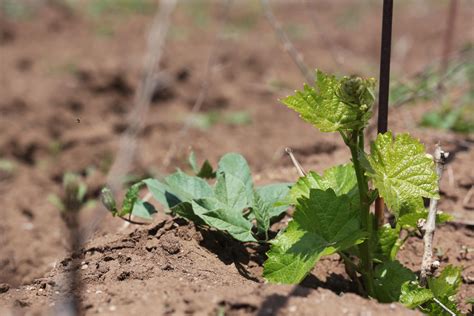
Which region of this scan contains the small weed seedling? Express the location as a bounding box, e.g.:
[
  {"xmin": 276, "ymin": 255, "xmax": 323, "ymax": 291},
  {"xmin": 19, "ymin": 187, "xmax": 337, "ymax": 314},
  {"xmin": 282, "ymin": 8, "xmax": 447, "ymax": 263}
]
[
  {"xmin": 262, "ymin": 70, "xmax": 462, "ymax": 315},
  {"xmin": 102, "ymin": 153, "xmax": 291, "ymax": 242},
  {"xmin": 49, "ymin": 172, "xmax": 90, "ymax": 213}
]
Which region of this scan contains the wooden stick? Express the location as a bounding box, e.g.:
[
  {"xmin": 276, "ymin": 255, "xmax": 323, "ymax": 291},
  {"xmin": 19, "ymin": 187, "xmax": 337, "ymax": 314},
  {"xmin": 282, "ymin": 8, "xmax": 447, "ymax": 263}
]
[{"xmin": 420, "ymin": 144, "xmax": 448, "ymax": 285}]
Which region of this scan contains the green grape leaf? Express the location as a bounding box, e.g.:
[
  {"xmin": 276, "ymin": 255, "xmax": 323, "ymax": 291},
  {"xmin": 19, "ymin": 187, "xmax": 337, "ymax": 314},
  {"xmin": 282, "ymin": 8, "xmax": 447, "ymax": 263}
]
[
  {"xmin": 374, "ymin": 224, "xmax": 401, "ymax": 262},
  {"xmin": 263, "ymin": 189, "xmax": 366, "ymax": 284},
  {"xmin": 373, "ymin": 260, "xmax": 416, "ymax": 303},
  {"xmin": 366, "ymin": 132, "xmax": 439, "ymax": 216},
  {"xmin": 281, "ymin": 70, "xmax": 374, "ymax": 132},
  {"xmin": 428, "ymin": 265, "xmax": 462, "ymax": 299},
  {"xmin": 399, "ymin": 281, "xmax": 434, "ymax": 308},
  {"xmin": 191, "ymin": 198, "xmax": 256, "ymax": 242},
  {"xmin": 398, "ymin": 210, "xmax": 454, "ymax": 229},
  {"xmin": 120, "ymin": 182, "xmax": 144, "ymax": 216},
  {"xmin": 131, "ymin": 200, "xmax": 157, "ymax": 220},
  {"xmin": 288, "ymin": 163, "xmax": 358, "ymax": 205}
]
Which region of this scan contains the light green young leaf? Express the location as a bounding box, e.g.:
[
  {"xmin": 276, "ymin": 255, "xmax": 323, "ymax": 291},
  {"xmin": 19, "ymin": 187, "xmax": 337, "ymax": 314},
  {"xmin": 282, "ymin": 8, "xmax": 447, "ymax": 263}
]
[
  {"xmin": 373, "ymin": 260, "xmax": 416, "ymax": 303},
  {"xmin": 216, "ymin": 153, "xmax": 254, "ymax": 206},
  {"xmin": 366, "ymin": 132, "xmax": 439, "ymax": 216},
  {"xmin": 428, "ymin": 265, "xmax": 462, "ymax": 299},
  {"xmin": 399, "ymin": 281, "xmax": 434, "ymax": 308},
  {"xmin": 192, "ymin": 198, "xmax": 256, "ymax": 242},
  {"xmin": 288, "ymin": 163, "xmax": 358, "ymax": 205},
  {"xmin": 121, "ymin": 182, "xmax": 144, "ymax": 216},
  {"xmin": 188, "ymin": 151, "xmax": 199, "ymax": 173},
  {"xmin": 398, "ymin": 210, "xmax": 454, "ymax": 229},
  {"xmin": 131, "ymin": 200, "xmax": 157, "ymax": 220},
  {"xmin": 263, "ymin": 189, "xmax": 366, "ymax": 284},
  {"xmin": 374, "ymin": 224, "xmax": 400, "ymax": 261},
  {"xmin": 281, "ymin": 70, "xmax": 374, "ymax": 132},
  {"xmin": 188, "ymin": 151, "xmax": 216, "ymax": 179}
]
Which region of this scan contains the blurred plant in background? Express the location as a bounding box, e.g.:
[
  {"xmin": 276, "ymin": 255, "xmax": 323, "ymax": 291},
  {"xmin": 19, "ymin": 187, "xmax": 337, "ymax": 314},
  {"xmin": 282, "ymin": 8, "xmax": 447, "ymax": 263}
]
[{"xmin": 390, "ymin": 44, "xmax": 473, "ymax": 134}]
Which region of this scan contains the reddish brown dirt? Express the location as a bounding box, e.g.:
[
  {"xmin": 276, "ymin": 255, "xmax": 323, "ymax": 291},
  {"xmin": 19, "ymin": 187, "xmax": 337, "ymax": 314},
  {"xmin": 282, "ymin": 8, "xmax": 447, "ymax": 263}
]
[{"xmin": 0, "ymin": 1, "xmax": 473, "ymax": 315}]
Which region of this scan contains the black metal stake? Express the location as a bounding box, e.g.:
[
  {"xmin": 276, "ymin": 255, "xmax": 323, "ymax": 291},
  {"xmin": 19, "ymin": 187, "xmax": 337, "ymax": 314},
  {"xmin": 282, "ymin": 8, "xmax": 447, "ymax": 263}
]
[
  {"xmin": 375, "ymin": 0, "xmax": 393, "ymax": 226},
  {"xmin": 377, "ymin": 0, "xmax": 393, "ymax": 134}
]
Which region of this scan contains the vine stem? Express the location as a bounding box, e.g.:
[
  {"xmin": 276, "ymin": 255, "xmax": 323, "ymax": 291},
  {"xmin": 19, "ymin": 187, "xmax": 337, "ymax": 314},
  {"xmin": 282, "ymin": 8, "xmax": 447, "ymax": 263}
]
[{"xmin": 349, "ymin": 131, "xmax": 375, "ymax": 297}]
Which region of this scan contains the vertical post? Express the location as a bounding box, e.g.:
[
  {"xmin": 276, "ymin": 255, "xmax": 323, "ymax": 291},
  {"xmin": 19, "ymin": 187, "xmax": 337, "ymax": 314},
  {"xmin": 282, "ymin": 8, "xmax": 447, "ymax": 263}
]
[{"xmin": 375, "ymin": 0, "xmax": 393, "ymax": 227}]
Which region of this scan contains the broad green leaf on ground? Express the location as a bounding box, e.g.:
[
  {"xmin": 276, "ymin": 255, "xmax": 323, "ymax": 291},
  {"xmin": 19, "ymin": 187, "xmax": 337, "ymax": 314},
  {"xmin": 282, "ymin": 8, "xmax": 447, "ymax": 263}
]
[
  {"xmin": 365, "ymin": 132, "xmax": 439, "ymax": 216},
  {"xmin": 253, "ymin": 192, "xmax": 271, "ymax": 235},
  {"xmin": 263, "ymin": 189, "xmax": 366, "ymax": 284},
  {"xmin": 191, "ymin": 198, "xmax": 256, "ymax": 242},
  {"xmin": 131, "ymin": 200, "xmax": 157, "ymax": 220},
  {"xmin": 214, "ymin": 171, "xmax": 251, "ymax": 211},
  {"xmin": 374, "ymin": 224, "xmax": 400, "ymax": 262},
  {"xmin": 400, "ymin": 282, "xmax": 434, "ymax": 308},
  {"xmin": 121, "ymin": 182, "xmax": 144, "ymax": 215},
  {"xmin": 281, "ymin": 70, "xmax": 374, "ymax": 132},
  {"xmin": 188, "ymin": 151, "xmax": 216, "ymax": 179},
  {"xmin": 253, "ymin": 184, "xmax": 290, "ymax": 236},
  {"xmin": 288, "ymin": 163, "xmax": 358, "ymax": 205},
  {"xmin": 216, "ymin": 153, "xmax": 254, "ymax": 207},
  {"xmin": 143, "ymin": 172, "xmax": 214, "ymax": 209},
  {"xmin": 373, "ymin": 260, "xmax": 416, "ymax": 303},
  {"xmin": 255, "ymin": 183, "xmax": 291, "ymax": 219}
]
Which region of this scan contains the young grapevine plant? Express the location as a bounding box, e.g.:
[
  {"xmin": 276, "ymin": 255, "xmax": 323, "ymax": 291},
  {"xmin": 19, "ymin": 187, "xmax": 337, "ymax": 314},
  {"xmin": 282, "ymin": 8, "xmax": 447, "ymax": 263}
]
[
  {"xmin": 100, "ymin": 70, "xmax": 464, "ymax": 315},
  {"xmin": 263, "ymin": 70, "xmax": 462, "ymax": 315}
]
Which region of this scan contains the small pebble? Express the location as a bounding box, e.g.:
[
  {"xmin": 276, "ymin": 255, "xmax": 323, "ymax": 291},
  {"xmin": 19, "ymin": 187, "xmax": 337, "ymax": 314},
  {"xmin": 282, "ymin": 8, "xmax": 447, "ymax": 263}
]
[
  {"xmin": 109, "ymin": 305, "xmax": 117, "ymax": 312},
  {"xmin": 81, "ymin": 264, "xmax": 88, "ymax": 270}
]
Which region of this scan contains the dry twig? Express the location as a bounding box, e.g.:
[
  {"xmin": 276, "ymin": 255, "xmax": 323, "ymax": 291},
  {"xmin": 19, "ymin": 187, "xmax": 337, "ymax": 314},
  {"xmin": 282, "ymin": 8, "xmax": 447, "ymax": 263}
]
[
  {"xmin": 285, "ymin": 147, "xmax": 306, "ymax": 177},
  {"xmin": 261, "ymin": 0, "xmax": 312, "ymax": 83},
  {"xmin": 420, "ymin": 144, "xmax": 449, "ymax": 285}
]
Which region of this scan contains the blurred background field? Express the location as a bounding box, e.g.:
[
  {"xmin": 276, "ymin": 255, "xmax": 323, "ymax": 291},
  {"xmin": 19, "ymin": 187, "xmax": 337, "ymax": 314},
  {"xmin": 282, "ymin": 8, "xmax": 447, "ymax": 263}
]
[{"xmin": 0, "ymin": 0, "xmax": 473, "ymax": 314}]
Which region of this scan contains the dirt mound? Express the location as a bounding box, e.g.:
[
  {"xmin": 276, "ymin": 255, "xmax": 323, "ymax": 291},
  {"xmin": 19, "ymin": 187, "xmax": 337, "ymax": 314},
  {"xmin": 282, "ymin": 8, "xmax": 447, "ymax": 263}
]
[{"xmin": 0, "ymin": 218, "xmax": 423, "ymax": 315}]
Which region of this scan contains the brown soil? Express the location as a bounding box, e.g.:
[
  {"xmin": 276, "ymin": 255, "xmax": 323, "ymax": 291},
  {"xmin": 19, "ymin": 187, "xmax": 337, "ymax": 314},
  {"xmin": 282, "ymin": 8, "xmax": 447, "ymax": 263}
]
[{"xmin": 0, "ymin": 1, "xmax": 473, "ymax": 315}]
